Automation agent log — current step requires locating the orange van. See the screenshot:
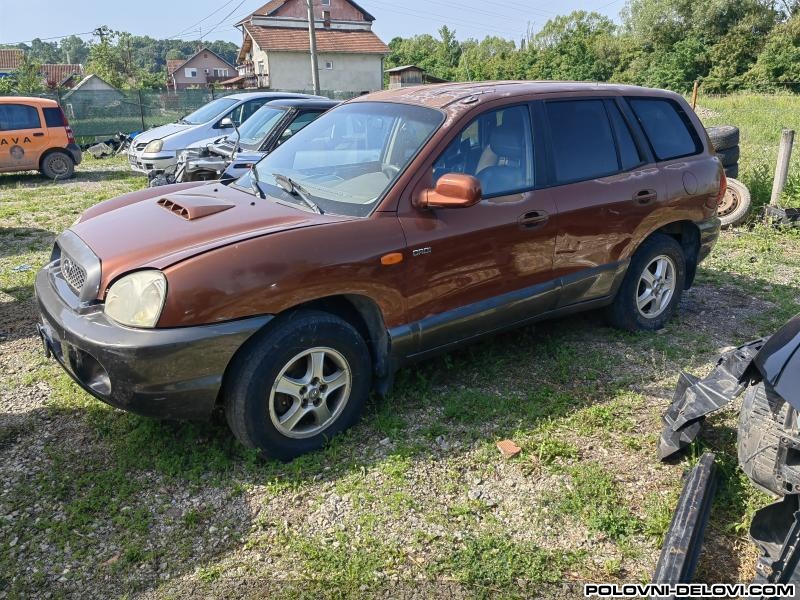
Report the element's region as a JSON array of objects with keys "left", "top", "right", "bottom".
[{"left": 0, "top": 97, "right": 81, "bottom": 178}]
